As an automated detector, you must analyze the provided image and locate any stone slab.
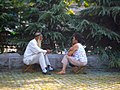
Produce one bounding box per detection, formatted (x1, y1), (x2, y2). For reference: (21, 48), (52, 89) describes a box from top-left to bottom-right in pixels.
(0, 53), (109, 70)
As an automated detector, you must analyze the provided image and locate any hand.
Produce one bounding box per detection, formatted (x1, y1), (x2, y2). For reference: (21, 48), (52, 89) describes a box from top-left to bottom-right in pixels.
(46, 49), (52, 54)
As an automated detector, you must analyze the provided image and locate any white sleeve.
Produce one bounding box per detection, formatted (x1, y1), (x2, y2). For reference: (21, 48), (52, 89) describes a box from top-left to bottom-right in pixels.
(29, 40), (47, 54)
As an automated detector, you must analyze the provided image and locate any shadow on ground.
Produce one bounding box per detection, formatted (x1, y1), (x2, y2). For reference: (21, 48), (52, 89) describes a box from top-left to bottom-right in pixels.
(0, 69), (120, 90)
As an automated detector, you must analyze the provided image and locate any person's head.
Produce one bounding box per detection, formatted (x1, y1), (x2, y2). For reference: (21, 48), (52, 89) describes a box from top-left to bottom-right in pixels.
(72, 33), (84, 45)
(35, 32), (43, 41)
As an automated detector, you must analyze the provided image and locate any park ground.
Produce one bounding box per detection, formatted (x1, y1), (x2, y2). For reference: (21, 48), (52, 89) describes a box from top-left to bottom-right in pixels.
(0, 69), (120, 90)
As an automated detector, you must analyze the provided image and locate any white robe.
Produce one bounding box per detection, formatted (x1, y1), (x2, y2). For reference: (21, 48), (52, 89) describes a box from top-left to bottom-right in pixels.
(23, 39), (51, 71)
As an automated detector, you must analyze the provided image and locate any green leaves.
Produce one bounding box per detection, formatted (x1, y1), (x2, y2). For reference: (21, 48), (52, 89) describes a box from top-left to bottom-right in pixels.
(72, 0), (120, 69)
(38, 11), (53, 22)
(99, 48), (120, 68)
(0, 0), (120, 57)
(45, 31), (64, 40)
(110, 6), (120, 23)
(74, 19), (120, 42)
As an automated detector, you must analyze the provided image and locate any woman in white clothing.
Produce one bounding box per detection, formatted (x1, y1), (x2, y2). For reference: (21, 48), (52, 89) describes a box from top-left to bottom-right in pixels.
(57, 33), (87, 74)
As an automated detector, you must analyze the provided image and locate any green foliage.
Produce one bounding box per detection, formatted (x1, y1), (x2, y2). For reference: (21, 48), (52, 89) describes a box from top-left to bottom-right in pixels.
(45, 31), (64, 40)
(68, 0), (120, 69)
(98, 47), (120, 68)
(0, 0), (72, 54)
(0, 0), (120, 70)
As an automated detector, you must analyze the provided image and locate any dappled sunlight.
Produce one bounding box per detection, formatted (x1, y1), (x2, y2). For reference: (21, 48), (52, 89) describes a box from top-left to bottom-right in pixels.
(0, 71), (120, 90)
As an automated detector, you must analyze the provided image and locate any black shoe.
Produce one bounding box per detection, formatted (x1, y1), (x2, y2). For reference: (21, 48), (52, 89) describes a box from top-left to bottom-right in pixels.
(42, 71), (51, 75)
(47, 65), (54, 71)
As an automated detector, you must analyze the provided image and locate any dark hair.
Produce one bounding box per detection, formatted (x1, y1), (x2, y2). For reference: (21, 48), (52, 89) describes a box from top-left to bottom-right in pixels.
(73, 33), (85, 44)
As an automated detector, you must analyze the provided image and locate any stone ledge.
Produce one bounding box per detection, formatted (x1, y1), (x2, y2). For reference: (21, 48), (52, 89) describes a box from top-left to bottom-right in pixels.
(0, 53), (108, 70)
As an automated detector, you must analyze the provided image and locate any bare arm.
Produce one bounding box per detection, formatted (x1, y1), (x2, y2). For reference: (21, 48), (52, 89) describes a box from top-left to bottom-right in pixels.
(67, 44), (78, 56)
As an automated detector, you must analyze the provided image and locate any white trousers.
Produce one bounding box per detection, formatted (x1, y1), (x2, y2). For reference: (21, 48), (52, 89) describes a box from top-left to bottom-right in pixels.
(23, 53), (51, 71)
(62, 55), (87, 66)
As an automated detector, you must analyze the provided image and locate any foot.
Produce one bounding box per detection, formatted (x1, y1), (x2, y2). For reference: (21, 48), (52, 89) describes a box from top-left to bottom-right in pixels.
(47, 65), (54, 71)
(57, 71), (65, 75)
(42, 71), (51, 75)
(42, 68), (51, 75)
(48, 67), (54, 71)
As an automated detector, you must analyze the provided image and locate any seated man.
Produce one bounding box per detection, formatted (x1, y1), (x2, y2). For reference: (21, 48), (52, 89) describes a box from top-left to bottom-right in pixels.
(57, 33), (87, 74)
(23, 32), (53, 75)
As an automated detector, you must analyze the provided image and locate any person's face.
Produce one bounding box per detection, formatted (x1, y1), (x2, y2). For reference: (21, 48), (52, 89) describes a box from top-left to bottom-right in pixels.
(36, 35), (43, 41)
(72, 37), (77, 45)
(39, 35), (43, 41)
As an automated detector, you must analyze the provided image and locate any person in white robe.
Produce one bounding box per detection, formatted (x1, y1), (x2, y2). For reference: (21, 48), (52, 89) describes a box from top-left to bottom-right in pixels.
(23, 32), (53, 75)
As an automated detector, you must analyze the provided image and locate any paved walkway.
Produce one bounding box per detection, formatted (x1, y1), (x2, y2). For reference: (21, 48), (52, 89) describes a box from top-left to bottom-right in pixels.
(0, 70), (120, 90)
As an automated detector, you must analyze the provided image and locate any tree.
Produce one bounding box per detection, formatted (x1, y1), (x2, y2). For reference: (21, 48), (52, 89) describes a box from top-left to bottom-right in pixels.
(67, 0), (120, 68)
(0, 0), (73, 53)
(0, 0), (21, 53)
(0, 0), (120, 68)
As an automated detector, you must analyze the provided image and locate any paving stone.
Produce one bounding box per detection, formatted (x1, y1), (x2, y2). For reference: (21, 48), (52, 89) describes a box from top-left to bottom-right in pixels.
(0, 71), (120, 90)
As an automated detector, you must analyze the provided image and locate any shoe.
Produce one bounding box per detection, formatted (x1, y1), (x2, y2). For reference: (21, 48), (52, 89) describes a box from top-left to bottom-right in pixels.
(42, 68), (51, 75)
(42, 71), (51, 75)
(48, 67), (54, 71)
(47, 65), (54, 71)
